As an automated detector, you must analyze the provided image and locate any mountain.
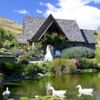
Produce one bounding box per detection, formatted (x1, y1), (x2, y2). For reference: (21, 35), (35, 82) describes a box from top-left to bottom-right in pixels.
(0, 16), (22, 36)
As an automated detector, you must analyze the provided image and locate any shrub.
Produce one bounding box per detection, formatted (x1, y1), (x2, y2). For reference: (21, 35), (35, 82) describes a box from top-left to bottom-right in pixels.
(0, 48), (12, 55)
(41, 32), (68, 50)
(0, 72), (4, 81)
(78, 58), (99, 69)
(36, 62), (51, 73)
(31, 43), (44, 59)
(22, 64), (35, 76)
(95, 45), (100, 63)
(17, 55), (29, 62)
(0, 60), (22, 77)
(22, 63), (43, 76)
(94, 31), (98, 35)
(50, 58), (77, 74)
(62, 47), (95, 59)
(20, 59), (29, 64)
(0, 27), (18, 48)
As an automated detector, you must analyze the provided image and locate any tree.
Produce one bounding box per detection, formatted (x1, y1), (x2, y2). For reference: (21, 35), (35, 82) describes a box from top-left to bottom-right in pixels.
(0, 27), (18, 48)
(41, 32), (67, 49)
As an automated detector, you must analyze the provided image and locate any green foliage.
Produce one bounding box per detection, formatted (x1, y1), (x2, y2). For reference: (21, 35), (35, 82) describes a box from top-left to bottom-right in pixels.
(18, 55), (29, 62)
(31, 42), (44, 59)
(37, 62), (52, 75)
(17, 50), (44, 62)
(22, 64), (40, 76)
(39, 96), (64, 100)
(9, 96), (64, 100)
(95, 45), (100, 63)
(62, 47), (95, 59)
(8, 99), (14, 100)
(0, 48), (7, 54)
(0, 48), (12, 55)
(79, 58), (99, 69)
(94, 31), (98, 35)
(32, 42), (43, 52)
(50, 58), (77, 74)
(0, 28), (18, 48)
(41, 33), (67, 49)
(94, 31), (100, 65)
(0, 59), (44, 79)
(20, 97), (28, 100)
(0, 72), (4, 80)
(0, 60), (22, 77)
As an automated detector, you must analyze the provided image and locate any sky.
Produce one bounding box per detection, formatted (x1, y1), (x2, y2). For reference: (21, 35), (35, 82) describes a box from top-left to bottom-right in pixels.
(0, 0), (100, 30)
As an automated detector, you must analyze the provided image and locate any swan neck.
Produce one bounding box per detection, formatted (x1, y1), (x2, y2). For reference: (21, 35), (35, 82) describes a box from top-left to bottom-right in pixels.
(51, 87), (55, 91)
(6, 87), (9, 91)
(79, 86), (82, 90)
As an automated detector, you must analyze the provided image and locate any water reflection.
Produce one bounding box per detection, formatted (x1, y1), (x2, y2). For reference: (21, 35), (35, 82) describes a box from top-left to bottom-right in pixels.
(0, 72), (100, 100)
(77, 92), (93, 97)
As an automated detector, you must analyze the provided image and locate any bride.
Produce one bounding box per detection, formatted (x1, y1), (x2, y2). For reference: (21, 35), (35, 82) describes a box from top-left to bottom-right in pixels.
(44, 45), (53, 61)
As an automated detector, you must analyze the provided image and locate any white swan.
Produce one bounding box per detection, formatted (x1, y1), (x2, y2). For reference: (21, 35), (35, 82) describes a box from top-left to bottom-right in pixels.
(2, 87), (10, 100)
(49, 86), (66, 97)
(37, 73), (45, 78)
(46, 83), (52, 95)
(76, 85), (93, 96)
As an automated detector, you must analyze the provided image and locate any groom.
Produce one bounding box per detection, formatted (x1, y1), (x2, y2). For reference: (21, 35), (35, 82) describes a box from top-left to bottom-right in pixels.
(49, 45), (54, 57)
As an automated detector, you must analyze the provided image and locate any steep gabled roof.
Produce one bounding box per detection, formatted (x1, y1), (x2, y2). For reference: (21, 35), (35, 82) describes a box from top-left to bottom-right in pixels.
(23, 16), (45, 40)
(31, 14), (67, 41)
(23, 14), (96, 44)
(80, 29), (97, 44)
(56, 19), (85, 42)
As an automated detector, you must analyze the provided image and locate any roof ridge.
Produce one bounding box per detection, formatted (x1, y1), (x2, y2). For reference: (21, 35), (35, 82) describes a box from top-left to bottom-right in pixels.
(23, 14), (96, 43)
(56, 18), (75, 21)
(24, 16), (76, 21)
(31, 14), (65, 41)
(80, 29), (96, 31)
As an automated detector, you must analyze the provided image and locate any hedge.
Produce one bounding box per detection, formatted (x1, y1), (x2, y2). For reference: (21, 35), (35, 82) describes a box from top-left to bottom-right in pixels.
(62, 47), (95, 59)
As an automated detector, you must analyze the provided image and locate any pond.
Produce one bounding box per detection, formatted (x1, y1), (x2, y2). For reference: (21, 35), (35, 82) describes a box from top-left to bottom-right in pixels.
(0, 72), (100, 100)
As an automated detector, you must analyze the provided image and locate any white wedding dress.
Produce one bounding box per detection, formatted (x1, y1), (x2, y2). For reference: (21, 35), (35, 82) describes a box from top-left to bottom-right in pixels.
(44, 45), (53, 61)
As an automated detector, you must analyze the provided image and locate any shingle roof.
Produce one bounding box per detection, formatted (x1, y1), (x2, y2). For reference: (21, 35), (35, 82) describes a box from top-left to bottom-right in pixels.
(23, 14), (96, 44)
(80, 29), (97, 44)
(23, 16), (45, 40)
(31, 15), (55, 41)
(56, 19), (85, 42)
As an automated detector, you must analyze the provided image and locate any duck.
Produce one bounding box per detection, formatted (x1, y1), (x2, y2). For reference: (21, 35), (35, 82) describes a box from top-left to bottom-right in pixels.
(49, 86), (66, 97)
(2, 87), (10, 100)
(76, 85), (93, 96)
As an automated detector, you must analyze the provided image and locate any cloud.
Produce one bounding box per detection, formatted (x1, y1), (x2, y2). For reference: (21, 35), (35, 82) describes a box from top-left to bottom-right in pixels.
(14, 9), (30, 14)
(42, 0), (100, 29)
(36, 9), (43, 14)
(40, 2), (44, 6)
(82, 0), (100, 4)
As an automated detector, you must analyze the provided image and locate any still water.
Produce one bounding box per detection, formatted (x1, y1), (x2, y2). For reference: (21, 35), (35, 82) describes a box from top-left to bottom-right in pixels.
(0, 72), (100, 100)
